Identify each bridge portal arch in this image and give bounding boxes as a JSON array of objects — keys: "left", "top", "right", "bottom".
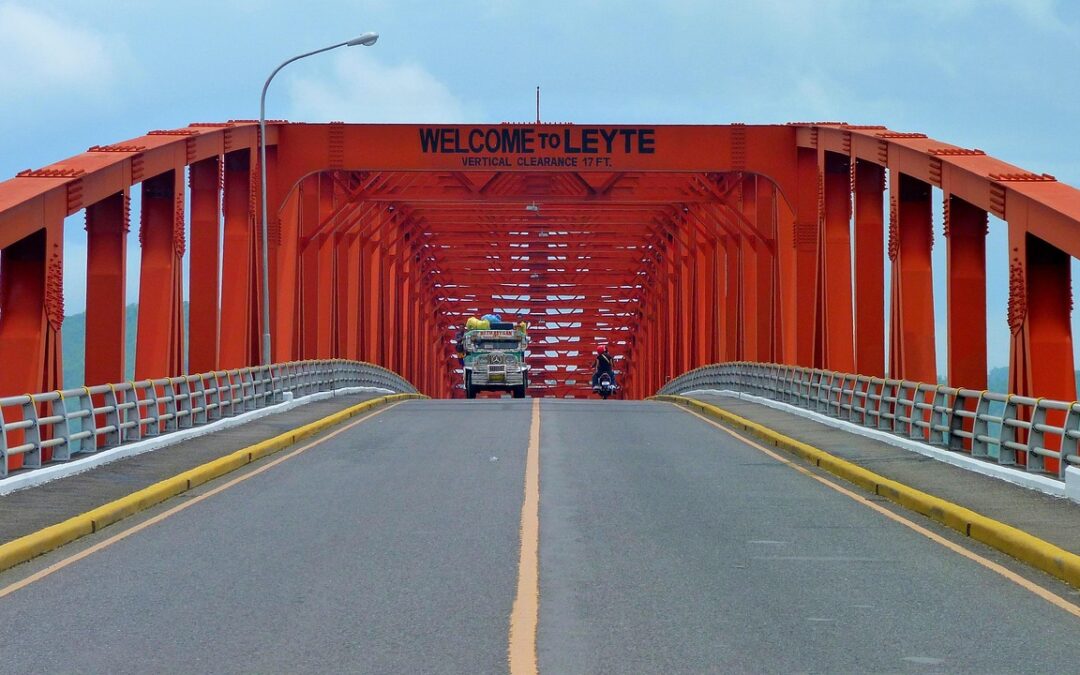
[{"left": 0, "top": 121, "right": 1077, "bottom": 405}]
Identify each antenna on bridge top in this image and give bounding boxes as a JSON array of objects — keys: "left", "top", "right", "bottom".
[{"left": 536, "top": 86, "right": 540, "bottom": 123}]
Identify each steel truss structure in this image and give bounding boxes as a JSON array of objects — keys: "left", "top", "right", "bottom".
[{"left": 1, "top": 122, "right": 1078, "bottom": 415}]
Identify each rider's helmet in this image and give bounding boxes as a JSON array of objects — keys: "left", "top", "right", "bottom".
[{"left": 597, "top": 345, "right": 607, "bottom": 354}]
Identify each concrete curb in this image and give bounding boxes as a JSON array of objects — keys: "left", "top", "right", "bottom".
[
  {"left": 653, "top": 394, "right": 1080, "bottom": 589},
  {"left": 0, "top": 392, "right": 425, "bottom": 574}
]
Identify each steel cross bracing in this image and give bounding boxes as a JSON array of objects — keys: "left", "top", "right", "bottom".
[
  {"left": 1, "top": 122, "right": 1080, "bottom": 469},
  {"left": 300, "top": 170, "right": 715, "bottom": 397}
]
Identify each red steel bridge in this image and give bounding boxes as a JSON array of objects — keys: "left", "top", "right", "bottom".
[
  {"left": 6, "top": 122, "right": 1080, "bottom": 672},
  {"left": 0, "top": 122, "right": 1078, "bottom": 403}
]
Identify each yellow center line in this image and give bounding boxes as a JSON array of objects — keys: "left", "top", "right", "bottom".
[
  {"left": 509, "top": 397, "right": 541, "bottom": 675},
  {"left": 675, "top": 404, "right": 1080, "bottom": 620},
  {"left": 0, "top": 402, "right": 404, "bottom": 600}
]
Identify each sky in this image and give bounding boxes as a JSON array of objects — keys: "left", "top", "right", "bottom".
[{"left": 2, "top": 0, "right": 1079, "bottom": 373}]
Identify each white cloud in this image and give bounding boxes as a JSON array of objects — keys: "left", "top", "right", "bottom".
[
  {"left": 0, "top": 3, "right": 127, "bottom": 103},
  {"left": 285, "top": 53, "right": 478, "bottom": 123}
]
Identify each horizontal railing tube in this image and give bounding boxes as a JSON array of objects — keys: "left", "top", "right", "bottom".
[
  {"left": 0, "top": 360, "right": 418, "bottom": 479},
  {"left": 658, "top": 362, "right": 1077, "bottom": 482}
]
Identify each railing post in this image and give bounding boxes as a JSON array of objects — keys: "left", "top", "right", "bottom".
[
  {"left": 116, "top": 383, "right": 140, "bottom": 444},
  {"left": 143, "top": 382, "right": 162, "bottom": 437},
  {"left": 20, "top": 395, "right": 42, "bottom": 470},
  {"left": 0, "top": 404, "right": 8, "bottom": 478},
  {"left": 49, "top": 392, "right": 73, "bottom": 461},
  {"left": 1062, "top": 403, "right": 1080, "bottom": 479},
  {"left": 176, "top": 377, "right": 194, "bottom": 429},
  {"left": 192, "top": 375, "right": 208, "bottom": 426},
  {"left": 1027, "top": 399, "right": 1049, "bottom": 474},
  {"left": 997, "top": 396, "right": 1019, "bottom": 467},
  {"left": 75, "top": 388, "right": 99, "bottom": 455},
  {"left": 162, "top": 379, "right": 179, "bottom": 433}
]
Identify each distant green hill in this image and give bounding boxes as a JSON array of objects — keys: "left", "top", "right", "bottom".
[
  {"left": 987, "top": 366, "right": 1080, "bottom": 398},
  {"left": 62, "top": 303, "right": 187, "bottom": 389},
  {"left": 988, "top": 366, "right": 1008, "bottom": 394},
  {"left": 62, "top": 304, "right": 137, "bottom": 388}
]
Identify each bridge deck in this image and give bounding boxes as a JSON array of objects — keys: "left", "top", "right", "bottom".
[{"left": 0, "top": 399, "right": 1078, "bottom": 672}]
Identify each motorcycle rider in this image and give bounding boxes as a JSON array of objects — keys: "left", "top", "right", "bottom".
[{"left": 591, "top": 345, "right": 615, "bottom": 390}]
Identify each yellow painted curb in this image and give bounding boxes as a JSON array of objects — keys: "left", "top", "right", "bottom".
[
  {"left": 0, "top": 392, "right": 425, "bottom": 573},
  {"left": 652, "top": 394, "right": 1080, "bottom": 588}
]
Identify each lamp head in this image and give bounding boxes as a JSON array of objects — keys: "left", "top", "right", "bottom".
[{"left": 347, "top": 32, "right": 379, "bottom": 47}]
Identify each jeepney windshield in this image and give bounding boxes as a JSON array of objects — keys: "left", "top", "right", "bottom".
[
  {"left": 465, "top": 330, "right": 525, "bottom": 352},
  {"left": 471, "top": 338, "right": 523, "bottom": 351}
]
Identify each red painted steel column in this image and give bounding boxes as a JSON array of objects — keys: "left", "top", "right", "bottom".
[
  {"left": 394, "top": 228, "right": 408, "bottom": 378},
  {"left": 385, "top": 216, "right": 401, "bottom": 373},
  {"left": 273, "top": 189, "right": 301, "bottom": 362},
  {"left": 0, "top": 222, "right": 64, "bottom": 469},
  {"left": 135, "top": 170, "right": 185, "bottom": 380},
  {"left": 740, "top": 177, "right": 759, "bottom": 362},
  {"left": 946, "top": 196, "right": 988, "bottom": 389},
  {"left": 316, "top": 173, "right": 335, "bottom": 359},
  {"left": 644, "top": 306, "right": 657, "bottom": 393},
  {"left": 637, "top": 306, "right": 649, "bottom": 395},
  {"left": 676, "top": 224, "right": 693, "bottom": 375},
  {"left": 0, "top": 225, "right": 62, "bottom": 395},
  {"left": 692, "top": 227, "right": 710, "bottom": 367},
  {"left": 220, "top": 151, "right": 254, "bottom": 368},
  {"left": 43, "top": 221, "right": 64, "bottom": 396},
  {"left": 817, "top": 152, "right": 855, "bottom": 372},
  {"left": 794, "top": 148, "right": 819, "bottom": 366},
  {"left": 188, "top": 157, "right": 221, "bottom": 373},
  {"left": 665, "top": 237, "right": 678, "bottom": 379},
  {"left": 888, "top": 172, "right": 937, "bottom": 384},
  {"left": 363, "top": 231, "right": 382, "bottom": 363},
  {"left": 85, "top": 191, "right": 129, "bottom": 386},
  {"left": 418, "top": 300, "right": 430, "bottom": 396},
  {"left": 1008, "top": 231, "right": 1075, "bottom": 401},
  {"left": 403, "top": 239, "right": 420, "bottom": 382},
  {"left": 297, "top": 176, "right": 319, "bottom": 360},
  {"left": 713, "top": 235, "right": 728, "bottom": 362},
  {"left": 713, "top": 238, "right": 725, "bottom": 363},
  {"left": 344, "top": 234, "right": 362, "bottom": 359},
  {"left": 334, "top": 233, "right": 349, "bottom": 357},
  {"left": 648, "top": 258, "right": 662, "bottom": 384},
  {"left": 648, "top": 300, "right": 656, "bottom": 388},
  {"left": 755, "top": 178, "right": 776, "bottom": 362},
  {"left": 656, "top": 296, "right": 665, "bottom": 390},
  {"left": 428, "top": 295, "right": 439, "bottom": 396},
  {"left": 776, "top": 195, "right": 798, "bottom": 364},
  {"left": 649, "top": 249, "right": 663, "bottom": 384},
  {"left": 412, "top": 256, "right": 424, "bottom": 384},
  {"left": 723, "top": 235, "right": 740, "bottom": 360},
  {"left": 380, "top": 242, "right": 394, "bottom": 369},
  {"left": 262, "top": 144, "right": 279, "bottom": 363},
  {"left": 417, "top": 295, "right": 429, "bottom": 395},
  {"left": 854, "top": 160, "right": 885, "bottom": 377}
]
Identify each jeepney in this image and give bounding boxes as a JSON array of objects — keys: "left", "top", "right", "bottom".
[{"left": 462, "top": 329, "right": 529, "bottom": 398}]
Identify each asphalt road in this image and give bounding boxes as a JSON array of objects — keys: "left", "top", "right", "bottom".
[{"left": 0, "top": 398, "right": 1079, "bottom": 674}]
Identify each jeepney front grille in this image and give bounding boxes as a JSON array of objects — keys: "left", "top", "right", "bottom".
[{"left": 471, "top": 352, "right": 523, "bottom": 385}]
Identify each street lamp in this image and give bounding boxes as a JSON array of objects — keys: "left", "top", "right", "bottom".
[{"left": 258, "top": 32, "right": 379, "bottom": 364}]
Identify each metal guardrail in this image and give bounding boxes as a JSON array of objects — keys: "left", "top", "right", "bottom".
[
  {"left": 659, "top": 362, "right": 1080, "bottom": 481},
  {"left": 0, "top": 360, "right": 418, "bottom": 478}
]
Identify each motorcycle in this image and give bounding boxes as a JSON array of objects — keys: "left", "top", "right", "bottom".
[{"left": 593, "top": 372, "right": 617, "bottom": 399}]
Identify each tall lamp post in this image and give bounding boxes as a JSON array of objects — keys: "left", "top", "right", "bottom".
[{"left": 258, "top": 32, "right": 379, "bottom": 365}]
